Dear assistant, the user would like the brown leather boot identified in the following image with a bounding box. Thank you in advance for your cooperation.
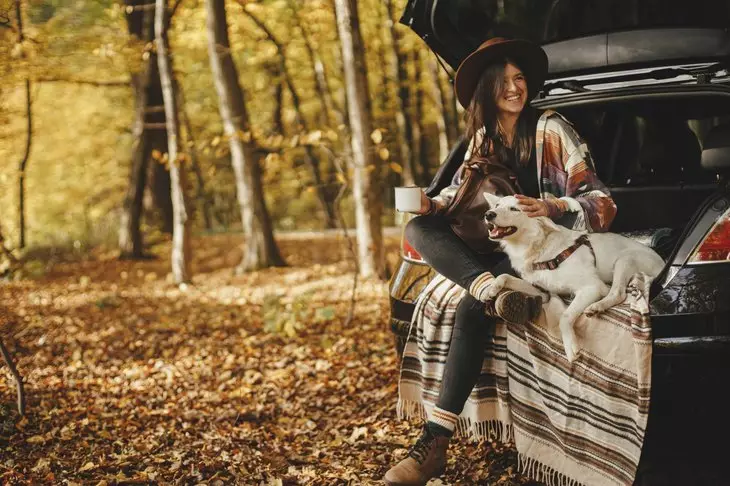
[485,290,543,325]
[383,426,449,486]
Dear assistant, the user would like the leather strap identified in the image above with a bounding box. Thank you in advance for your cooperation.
[532,234,595,271]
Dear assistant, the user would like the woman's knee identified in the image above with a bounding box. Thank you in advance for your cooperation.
[405,215,442,251]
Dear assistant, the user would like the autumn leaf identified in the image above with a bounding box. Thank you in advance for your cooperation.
[371,129,383,144]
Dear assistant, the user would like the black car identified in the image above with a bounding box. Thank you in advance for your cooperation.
[389,1,730,484]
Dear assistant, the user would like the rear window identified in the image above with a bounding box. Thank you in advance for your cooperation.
[561,105,728,187]
[556,98,727,232]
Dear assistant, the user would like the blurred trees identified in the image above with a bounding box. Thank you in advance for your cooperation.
[206,0,284,272]
[13,0,32,250]
[155,0,191,283]
[334,0,384,279]
[0,0,460,279]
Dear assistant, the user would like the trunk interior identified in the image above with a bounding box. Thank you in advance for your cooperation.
[557,96,725,261]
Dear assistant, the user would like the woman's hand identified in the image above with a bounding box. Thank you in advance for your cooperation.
[417,192,434,214]
[515,195,549,218]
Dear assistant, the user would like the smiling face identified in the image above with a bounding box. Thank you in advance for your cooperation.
[495,62,528,116]
[483,194,529,241]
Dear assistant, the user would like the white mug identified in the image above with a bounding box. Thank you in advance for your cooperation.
[395,186,423,213]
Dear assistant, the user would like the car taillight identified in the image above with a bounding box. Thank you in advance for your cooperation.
[402,236,425,263]
[689,208,730,263]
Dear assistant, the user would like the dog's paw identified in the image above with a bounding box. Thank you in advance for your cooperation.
[584,302,605,317]
[485,275,507,300]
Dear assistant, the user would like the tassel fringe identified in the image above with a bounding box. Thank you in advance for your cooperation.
[518,454,583,486]
[397,399,514,443]
[398,399,584,486]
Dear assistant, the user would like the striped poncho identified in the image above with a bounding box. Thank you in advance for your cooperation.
[434,109,617,233]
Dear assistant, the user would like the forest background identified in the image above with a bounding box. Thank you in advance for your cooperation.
[0,0,549,483]
[0,0,475,273]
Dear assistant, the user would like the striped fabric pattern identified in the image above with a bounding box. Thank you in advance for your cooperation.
[536,110,617,233]
[468,271,496,301]
[397,273,652,486]
[430,406,459,432]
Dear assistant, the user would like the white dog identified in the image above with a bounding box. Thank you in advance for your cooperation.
[481,193,664,362]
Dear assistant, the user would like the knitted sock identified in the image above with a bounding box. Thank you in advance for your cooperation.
[468,271,495,302]
[427,407,458,437]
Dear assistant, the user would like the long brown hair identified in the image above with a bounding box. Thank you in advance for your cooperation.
[464,58,537,166]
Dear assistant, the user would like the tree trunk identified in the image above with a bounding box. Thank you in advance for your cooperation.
[427,56,449,163]
[242,8,338,229]
[15,0,31,250]
[269,63,285,135]
[384,0,414,186]
[288,1,346,224]
[120,0,172,256]
[119,69,150,257]
[120,0,152,258]
[148,60,173,233]
[437,65,460,148]
[411,50,425,186]
[151,159,174,233]
[205,0,284,272]
[155,0,191,284]
[289,0,344,128]
[334,0,384,279]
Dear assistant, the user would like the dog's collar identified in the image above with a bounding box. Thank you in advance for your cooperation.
[532,234,595,271]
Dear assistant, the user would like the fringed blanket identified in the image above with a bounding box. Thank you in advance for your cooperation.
[397,273,653,486]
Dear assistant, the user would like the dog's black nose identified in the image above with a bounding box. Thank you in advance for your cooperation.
[485,211,496,221]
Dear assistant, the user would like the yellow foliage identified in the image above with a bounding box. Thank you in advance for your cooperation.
[0,0,437,244]
[370,129,383,145]
[303,130,322,145]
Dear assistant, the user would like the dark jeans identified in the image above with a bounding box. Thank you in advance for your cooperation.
[405,215,516,415]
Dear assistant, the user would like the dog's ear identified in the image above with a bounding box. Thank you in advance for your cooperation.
[482,192,501,208]
[536,216,562,233]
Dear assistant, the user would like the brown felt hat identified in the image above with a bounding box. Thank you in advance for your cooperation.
[454,37,548,109]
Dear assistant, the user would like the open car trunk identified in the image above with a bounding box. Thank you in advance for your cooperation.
[400,0,730,74]
[426,92,726,270]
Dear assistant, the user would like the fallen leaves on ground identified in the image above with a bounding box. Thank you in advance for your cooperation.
[0,232,542,485]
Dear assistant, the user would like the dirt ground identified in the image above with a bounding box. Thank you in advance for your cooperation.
[0,232,539,485]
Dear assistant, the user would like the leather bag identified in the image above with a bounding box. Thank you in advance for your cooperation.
[439,156,521,254]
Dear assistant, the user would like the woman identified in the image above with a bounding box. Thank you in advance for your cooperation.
[384,38,616,486]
